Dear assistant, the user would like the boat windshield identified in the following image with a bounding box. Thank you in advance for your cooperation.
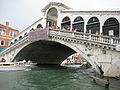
[0,63,14,66]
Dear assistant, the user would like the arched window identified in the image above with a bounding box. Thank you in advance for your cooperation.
[86,17,100,34]
[37,24,43,28]
[19,36,22,39]
[10,42,13,45]
[30,28,34,31]
[24,32,28,36]
[61,16,71,31]
[74,16,84,22]
[14,39,17,42]
[73,16,84,32]
[103,17,119,37]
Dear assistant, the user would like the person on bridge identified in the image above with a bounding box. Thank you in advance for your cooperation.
[0,58,6,62]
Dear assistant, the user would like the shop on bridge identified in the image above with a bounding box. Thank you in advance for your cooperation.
[86,17,100,34]
[103,17,119,37]
[61,16,71,31]
[72,16,84,32]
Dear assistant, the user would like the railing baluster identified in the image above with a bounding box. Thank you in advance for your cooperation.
[110,38,113,44]
[49,29,120,46]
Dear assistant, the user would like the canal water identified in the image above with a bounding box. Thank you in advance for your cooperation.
[0,65,120,90]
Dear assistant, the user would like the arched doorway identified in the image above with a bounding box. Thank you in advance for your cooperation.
[103,17,119,37]
[73,16,84,32]
[86,17,100,34]
[46,7,58,28]
[61,16,71,31]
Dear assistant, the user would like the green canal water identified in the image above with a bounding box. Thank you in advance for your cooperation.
[0,65,120,90]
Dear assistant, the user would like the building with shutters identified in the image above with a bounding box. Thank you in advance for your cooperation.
[0,22,19,51]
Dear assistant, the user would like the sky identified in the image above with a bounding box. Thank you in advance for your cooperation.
[0,0,120,32]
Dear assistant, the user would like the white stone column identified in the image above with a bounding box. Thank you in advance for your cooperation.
[42,16,47,28]
[70,22,73,31]
[119,23,120,38]
[84,22,87,33]
[100,22,103,35]
[70,15,73,31]
[57,11,61,29]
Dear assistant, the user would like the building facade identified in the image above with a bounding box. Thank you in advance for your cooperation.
[38,2,120,38]
[0,22,19,51]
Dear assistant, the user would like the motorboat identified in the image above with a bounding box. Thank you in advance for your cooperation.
[16,60,37,67]
[60,54,89,68]
[61,64,82,68]
[0,62,36,71]
[60,59,85,68]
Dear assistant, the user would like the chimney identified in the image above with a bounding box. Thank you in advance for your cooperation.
[6,21,10,29]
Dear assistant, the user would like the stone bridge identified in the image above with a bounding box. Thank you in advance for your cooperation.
[1,29,120,77]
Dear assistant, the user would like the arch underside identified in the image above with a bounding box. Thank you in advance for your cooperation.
[14,40,76,64]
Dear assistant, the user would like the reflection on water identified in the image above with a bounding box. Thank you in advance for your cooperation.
[0,65,120,90]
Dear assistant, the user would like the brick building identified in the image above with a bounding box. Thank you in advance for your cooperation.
[0,22,19,51]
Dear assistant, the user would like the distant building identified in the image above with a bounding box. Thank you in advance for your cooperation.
[0,22,19,51]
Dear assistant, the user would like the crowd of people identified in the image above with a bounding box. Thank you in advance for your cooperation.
[48,25,101,35]
[0,58,6,62]
[24,25,101,39]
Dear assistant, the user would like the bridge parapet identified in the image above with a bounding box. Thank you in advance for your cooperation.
[7,29,120,48]
[50,29,120,47]
[0,35,28,55]
[1,29,120,55]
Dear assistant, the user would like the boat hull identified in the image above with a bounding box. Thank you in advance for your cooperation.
[61,64,82,68]
[0,65,29,71]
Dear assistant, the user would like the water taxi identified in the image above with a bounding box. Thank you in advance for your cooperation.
[61,64,82,68]
[0,61,36,71]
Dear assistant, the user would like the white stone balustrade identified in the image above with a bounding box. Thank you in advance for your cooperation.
[1,29,120,54]
[49,29,120,46]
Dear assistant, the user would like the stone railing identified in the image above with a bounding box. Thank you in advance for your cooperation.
[0,35,28,54]
[49,29,120,46]
[1,29,120,54]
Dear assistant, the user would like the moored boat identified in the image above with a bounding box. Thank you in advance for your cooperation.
[0,61,37,71]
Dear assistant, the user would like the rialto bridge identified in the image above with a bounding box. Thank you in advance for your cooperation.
[1,2,120,77]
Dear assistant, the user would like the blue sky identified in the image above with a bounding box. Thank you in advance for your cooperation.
[0,0,120,31]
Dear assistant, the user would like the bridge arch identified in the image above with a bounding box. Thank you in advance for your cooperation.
[12,38,93,66]
[12,40,76,64]
[103,17,119,37]
[86,17,100,34]
[61,16,71,31]
[46,7,58,27]
[72,16,84,32]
